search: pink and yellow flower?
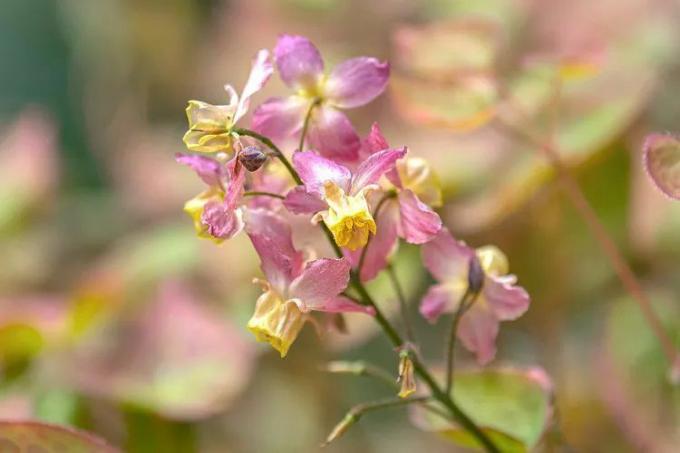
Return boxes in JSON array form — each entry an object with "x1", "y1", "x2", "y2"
[
  {"x1": 420, "y1": 228, "x2": 530, "y2": 365},
  {"x1": 252, "y1": 35, "x2": 389, "y2": 161},
  {"x1": 245, "y1": 209, "x2": 373, "y2": 357}
]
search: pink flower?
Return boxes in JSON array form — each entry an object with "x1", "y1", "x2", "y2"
[
  {"x1": 420, "y1": 228, "x2": 530, "y2": 365},
  {"x1": 252, "y1": 35, "x2": 390, "y2": 162},
  {"x1": 176, "y1": 153, "x2": 245, "y2": 242},
  {"x1": 284, "y1": 147, "x2": 406, "y2": 251},
  {"x1": 245, "y1": 209, "x2": 374, "y2": 357},
  {"x1": 347, "y1": 123, "x2": 443, "y2": 281}
]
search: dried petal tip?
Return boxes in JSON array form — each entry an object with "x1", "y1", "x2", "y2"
[
  {"x1": 643, "y1": 133, "x2": 680, "y2": 200},
  {"x1": 239, "y1": 145, "x2": 268, "y2": 172},
  {"x1": 322, "y1": 414, "x2": 357, "y2": 447},
  {"x1": 397, "y1": 353, "x2": 416, "y2": 398},
  {"x1": 467, "y1": 254, "x2": 485, "y2": 295},
  {"x1": 247, "y1": 289, "x2": 305, "y2": 358}
]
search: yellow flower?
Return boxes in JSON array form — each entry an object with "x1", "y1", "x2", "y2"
[
  {"x1": 183, "y1": 188, "x2": 225, "y2": 243},
  {"x1": 182, "y1": 100, "x2": 235, "y2": 153},
  {"x1": 247, "y1": 281, "x2": 306, "y2": 358},
  {"x1": 397, "y1": 353, "x2": 416, "y2": 398},
  {"x1": 396, "y1": 157, "x2": 442, "y2": 207},
  {"x1": 476, "y1": 245, "x2": 508, "y2": 277},
  {"x1": 321, "y1": 181, "x2": 376, "y2": 251}
]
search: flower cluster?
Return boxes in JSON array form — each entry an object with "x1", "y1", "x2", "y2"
[{"x1": 176, "y1": 34, "x2": 531, "y2": 366}]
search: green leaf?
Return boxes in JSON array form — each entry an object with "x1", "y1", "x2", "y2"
[
  {"x1": 411, "y1": 367, "x2": 553, "y2": 451},
  {"x1": 0, "y1": 421, "x2": 118, "y2": 452}
]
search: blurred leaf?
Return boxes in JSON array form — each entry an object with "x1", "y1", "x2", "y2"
[
  {"x1": 411, "y1": 367, "x2": 553, "y2": 451},
  {"x1": 34, "y1": 389, "x2": 80, "y2": 425},
  {"x1": 0, "y1": 323, "x2": 43, "y2": 367},
  {"x1": 0, "y1": 421, "x2": 118, "y2": 452},
  {"x1": 643, "y1": 133, "x2": 680, "y2": 200}
]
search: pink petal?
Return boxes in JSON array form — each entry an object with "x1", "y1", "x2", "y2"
[
  {"x1": 245, "y1": 209, "x2": 304, "y2": 292},
  {"x1": 421, "y1": 228, "x2": 474, "y2": 282},
  {"x1": 397, "y1": 189, "x2": 442, "y2": 244},
  {"x1": 283, "y1": 186, "x2": 327, "y2": 214},
  {"x1": 235, "y1": 49, "x2": 274, "y2": 122},
  {"x1": 200, "y1": 202, "x2": 244, "y2": 240},
  {"x1": 351, "y1": 147, "x2": 406, "y2": 192},
  {"x1": 484, "y1": 275, "x2": 530, "y2": 321},
  {"x1": 292, "y1": 150, "x2": 351, "y2": 196},
  {"x1": 224, "y1": 157, "x2": 245, "y2": 206},
  {"x1": 247, "y1": 170, "x2": 289, "y2": 210},
  {"x1": 419, "y1": 284, "x2": 456, "y2": 323},
  {"x1": 325, "y1": 57, "x2": 390, "y2": 108},
  {"x1": 315, "y1": 295, "x2": 376, "y2": 315},
  {"x1": 345, "y1": 199, "x2": 399, "y2": 281},
  {"x1": 289, "y1": 258, "x2": 351, "y2": 311},
  {"x1": 175, "y1": 153, "x2": 224, "y2": 186},
  {"x1": 251, "y1": 96, "x2": 307, "y2": 142},
  {"x1": 306, "y1": 106, "x2": 360, "y2": 162},
  {"x1": 274, "y1": 34, "x2": 324, "y2": 89},
  {"x1": 457, "y1": 306, "x2": 499, "y2": 365},
  {"x1": 362, "y1": 122, "x2": 390, "y2": 154}
]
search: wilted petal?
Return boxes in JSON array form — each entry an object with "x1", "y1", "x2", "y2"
[
  {"x1": 419, "y1": 284, "x2": 455, "y2": 323},
  {"x1": 274, "y1": 34, "x2": 324, "y2": 90},
  {"x1": 175, "y1": 153, "x2": 224, "y2": 186},
  {"x1": 251, "y1": 96, "x2": 307, "y2": 142},
  {"x1": 643, "y1": 133, "x2": 680, "y2": 199},
  {"x1": 352, "y1": 147, "x2": 407, "y2": 192},
  {"x1": 421, "y1": 228, "x2": 474, "y2": 282},
  {"x1": 283, "y1": 186, "x2": 327, "y2": 214},
  {"x1": 484, "y1": 275, "x2": 530, "y2": 321},
  {"x1": 235, "y1": 49, "x2": 274, "y2": 122},
  {"x1": 245, "y1": 209, "x2": 304, "y2": 292},
  {"x1": 292, "y1": 150, "x2": 351, "y2": 195},
  {"x1": 201, "y1": 202, "x2": 244, "y2": 240},
  {"x1": 308, "y1": 295, "x2": 375, "y2": 316},
  {"x1": 183, "y1": 100, "x2": 234, "y2": 153},
  {"x1": 393, "y1": 157, "x2": 443, "y2": 207},
  {"x1": 289, "y1": 258, "x2": 351, "y2": 311},
  {"x1": 397, "y1": 189, "x2": 442, "y2": 244},
  {"x1": 346, "y1": 200, "x2": 399, "y2": 281},
  {"x1": 325, "y1": 57, "x2": 390, "y2": 108},
  {"x1": 457, "y1": 306, "x2": 499, "y2": 365},
  {"x1": 306, "y1": 106, "x2": 360, "y2": 162}
]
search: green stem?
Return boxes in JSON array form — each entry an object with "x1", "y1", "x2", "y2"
[
  {"x1": 234, "y1": 128, "x2": 302, "y2": 185},
  {"x1": 386, "y1": 263, "x2": 415, "y2": 343},
  {"x1": 445, "y1": 289, "x2": 476, "y2": 394},
  {"x1": 321, "y1": 360, "x2": 398, "y2": 389},
  {"x1": 243, "y1": 191, "x2": 285, "y2": 199},
  {"x1": 298, "y1": 98, "x2": 320, "y2": 151}
]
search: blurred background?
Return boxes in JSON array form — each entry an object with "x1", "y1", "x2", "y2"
[{"x1": 0, "y1": 0, "x2": 679, "y2": 451}]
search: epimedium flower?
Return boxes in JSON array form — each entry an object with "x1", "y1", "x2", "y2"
[
  {"x1": 183, "y1": 49, "x2": 273, "y2": 153},
  {"x1": 420, "y1": 228, "x2": 530, "y2": 365},
  {"x1": 252, "y1": 35, "x2": 390, "y2": 161},
  {"x1": 347, "y1": 123, "x2": 443, "y2": 281},
  {"x1": 176, "y1": 153, "x2": 245, "y2": 242},
  {"x1": 284, "y1": 147, "x2": 406, "y2": 251},
  {"x1": 245, "y1": 209, "x2": 374, "y2": 357}
]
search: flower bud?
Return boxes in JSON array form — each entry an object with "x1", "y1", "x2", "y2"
[
  {"x1": 322, "y1": 414, "x2": 357, "y2": 447},
  {"x1": 467, "y1": 254, "x2": 485, "y2": 295},
  {"x1": 397, "y1": 352, "x2": 416, "y2": 398},
  {"x1": 238, "y1": 145, "x2": 267, "y2": 171}
]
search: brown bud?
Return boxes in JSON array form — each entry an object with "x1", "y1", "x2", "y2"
[
  {"x1": 467, "y1": 254, "x2": 485, "y2": 295},
  {"x1": 238, "y1": 146, "x2": 267, "y2": 171}
]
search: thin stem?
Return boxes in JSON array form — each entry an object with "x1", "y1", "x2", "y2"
[
  {"x1": 321, "y1": 360, "x2": 398, "y2": 389},
  {"x1": 386, "y1": 263, "x2": 415, "y2": 343},
  {"x1": 298, "y1": 98, "x2": 320, "y2": 151},
  {"x1": 242, "y1": 191, "x2": 285, "y2": 200},
  {"x1": 357, "y1": 193, "x2": 395, "y2": 276},
  {"x1": 495, "y1": 119, "x2": 679, "y2": 365},
  {"x1": 445, "y1": 290, "x2": 477, "y2": 394},
  {"x1": 234, "y1": 128, "x2": 302, "y2": 185}
]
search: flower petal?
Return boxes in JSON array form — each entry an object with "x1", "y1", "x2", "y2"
[
  {"x1": 345, "y1": 199, "x2": 399, "y2": 281},
  {"x1": 283, "y1": 186, "x2": 327, "y2": 214},
  {"x1": 235, "y1": 49, "x2": 274, "y2": 123},
  {"x1": 251, "y1": 96, "x2": 307, "y2": 142},
  {"x1": 397, "y1": 189, "x2": 442, "y2": 244},
  {"x1": 643, "y1": 133, "x2": 680, "y2": 199},
  {"x1": 352, "y1": 147, "x2": 407, "y2": 192},
  {"x1": 292, "y1": 150, "x2": 351, "y2": 196},
  {"x1": 201, "y1": 202, "x2": 244, "y2": 240},
  {"x1": 363, "y1": 122, "x2": 390, "y2": 154},
  {"x1": 306, "y1": 107, "x2": 360, "y2": 162},
  {"x1": 245, "y1": 209, "x2": 304, "y2": 292},
  {"x1": 325, "y1": 57, "x2": 390, "y2": 108},
  {"x1": 419, "y1": 284, "x2": 457, "y2": 323},
  {"x1": 175, "y1": 153, "x2": 225, "y2": 186},
  {"x1": 289, "y1": 258, "x2": 351, "y2": 311},
  {"x1": 457, "y1": 306, "x2": 499, "y2": 365},
  {"x1": 484, "y1": 275, "x2": 530, "y2": 321},
  {"x1": 313, "y1": 295, "x2": 376, "y2": 315},
  {"x1": 421, "y1": 228, "x2": 474, "y2": 282},
  {"x1": 274, "y1": 34, "x2": 324, "y2": 89}
]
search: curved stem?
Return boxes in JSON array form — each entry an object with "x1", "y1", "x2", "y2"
[
  {"x1": 445, "y1": 289, "x2": 477, "y2": 394},
  {"x1": 495, "y1": 119, "x2": 679, "y2": 366},
  {"x1": 386, "y1": 263, "x2": 415, "y2": 343},
  {"x1": 298, "y1": 98, "x2": 320, "y2": 152},
  {"x1": 243, "y1": 191, "x2": 285, "y2": 200},
  {"x1": 357, "y1": 193, "x2": 394, "y2": 276},
  {"x1": 234, "y1": 128, "x2": 302, "y2": 185}
]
